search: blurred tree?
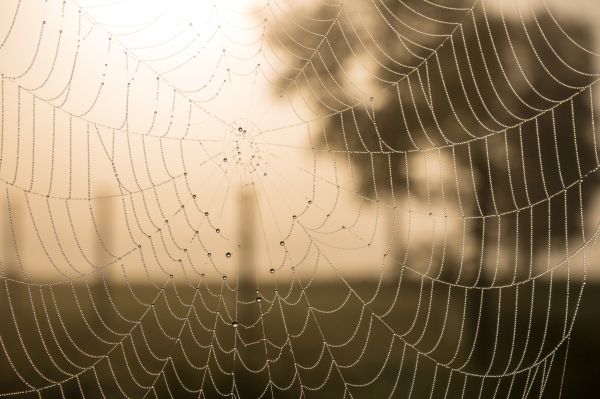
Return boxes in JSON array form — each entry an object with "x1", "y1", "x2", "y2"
[{"x1": 269, "y1": 0, "x2": 598, "y2": 284}]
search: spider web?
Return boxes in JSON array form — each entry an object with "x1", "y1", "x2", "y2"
[{"x1": 0, "y1": 0, "x2": 599, "y2": 398}]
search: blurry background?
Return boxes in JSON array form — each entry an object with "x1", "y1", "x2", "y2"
[{"x1": 0, "y1": 0, "x2": 599, "y2": 397}]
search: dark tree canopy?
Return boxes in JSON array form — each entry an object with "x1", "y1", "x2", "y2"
[{"x1": 270, "y1": 0, "x2": 599, "y2": 282}]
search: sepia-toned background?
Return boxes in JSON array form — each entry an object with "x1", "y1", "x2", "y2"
[{"x1": 1, "y1": 0, "x2": 599, "y2": 397}]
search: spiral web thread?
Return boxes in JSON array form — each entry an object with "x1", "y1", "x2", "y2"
[{"x1": 0, "y1": 0, "x2": 599, "y2": 397}]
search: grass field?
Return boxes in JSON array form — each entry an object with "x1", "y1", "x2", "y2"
[{"x1": 0, "y1": 277, "x2": 598, "y2": 398}]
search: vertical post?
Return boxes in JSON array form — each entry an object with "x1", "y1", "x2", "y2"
[
  {"x1": 2, "y1": 193, "x2": 23, "y2": 311},
  {"x1": 2, "y1": 195, "x2": 18, "y2": 279},
  {"x1": 91, "y1": 187, "x2": 115, "y2": 327},
  {"x1": 238, "y1": 185, "x2": 256, "y2": 299}
]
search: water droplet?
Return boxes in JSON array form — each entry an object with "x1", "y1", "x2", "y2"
[
  {"x1": 169, "y1": 274, "x2": 173, "y2": 278},
  {"x1": 279, "y1": 241, "x2": 285, "y2": 246},
  {"x1": 201, "y1": 273, "x2": 205, "y2": 278},
  {"x1": 216, "y1": 228, "x2": 220, "y2": 233},
  {"x1": 223, "y1": 157, "x2": 227, "y2": 162},
  {"x1": 222, "y1": 275, "x2": 227, "y2": 280},
  {"x1": 238, "y1": 127, "x2": 243, "y2": 132},
  {"x1": 292, "y1": 215, "x2": 297, "y2": 220},
  {"x1": 231, "y1": 321, "x2": 239, "y2": 327},
  {"x1": 207, "y1": 252, "x2": 212, "y2": 257},
  {"x1": 226, "y1": 252, "x2": 232, "y2": 258},
  {"x1": 369, "y1": 96, "x2": 374, "y2": 101},
  {"x1": 308, "y1": 200, "x2": 312, "y2": 204},
  {"x1": 269, "y1": 268, "x2": 275, "y2": 274},
  {"x1": 204, "y1": 212, "x2": 209, "y2": 216},
  {"x1": 256, "y1": 296, "x2": 262, "y2": 303}
]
